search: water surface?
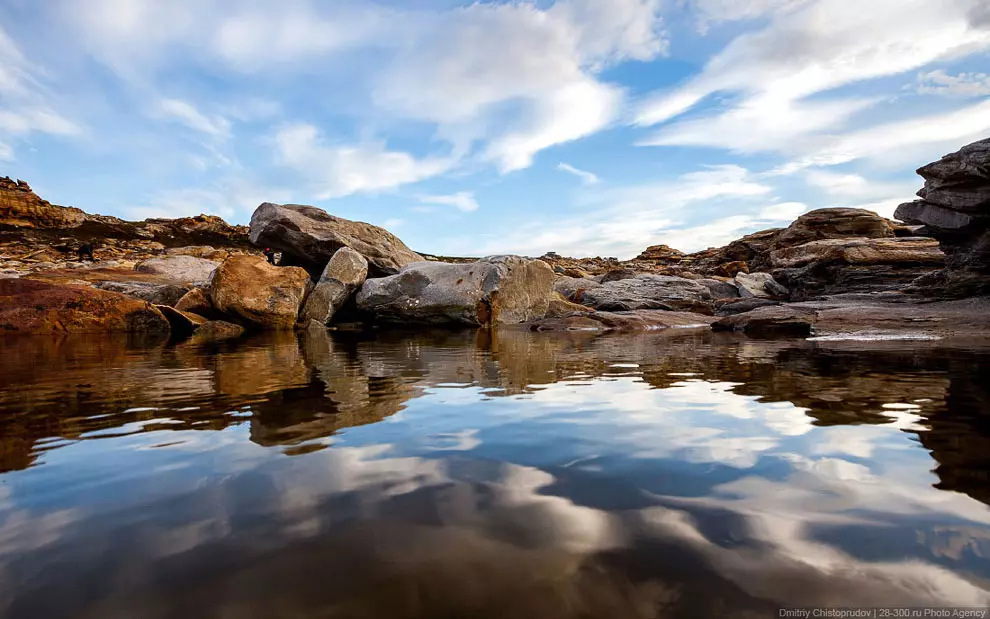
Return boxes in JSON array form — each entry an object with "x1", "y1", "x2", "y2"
[{"x1": 1, "y1": 329, "x2": 989, "y2": 618}]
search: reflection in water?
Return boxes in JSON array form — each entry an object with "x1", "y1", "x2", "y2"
[{"x1": 0, "y1": 329, "x2": 989, "y2": 617}]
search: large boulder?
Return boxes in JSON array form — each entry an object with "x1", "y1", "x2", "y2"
[
  {"x1": 134, "y1": 255, "x2": 219, "y2": 285},
  {"x1": 711, "y1": 305, "x2": 818, "y2": 337},
  {"x1": 0, "y1": 279, "x2": 170, "y2": 335},
  {"x1": 298, "y1": 247, "x2": 368, "y2": 326},
  {"x1": 209, "y1": 255, "x2": 313, "y2": 329},
  {"x1": 356, "y1": 256, "x2": 554, "y2": 327},
  {"x1": 575, "y1": 274, "x2": 714, "y2": 314},
  {"x1": 249, "y1": 203, "x2": 424, "y2": 277},
  {"x1": 733, "y1": 272, "x2": 787, "y2": 298},
  {"x1": 894, "y1": 137, "x2": 990, "y2": 297},
  {"x1": 775, "y1": 208, "x2": 894, "y2": 247}
]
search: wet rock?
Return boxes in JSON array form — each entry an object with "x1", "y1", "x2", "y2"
[
  {"x1": 299, "y1": 247, "x2": 368, "y2": 326},
  {"x1": 356, "y1": 256, "x2": 554, "y2": 327},
  {"x1": 249, "y1": 202, "x2": 423, "y2": 277},
  {"x1": 94, "y1": 281, "x2": 190, "y2": 306},
  {"x1": 135, "y1": 255, "x2": 219, "y2": 285},
  {"x1": 697, "y1": 278, "x2": 742, "y2": 300},
  {"x1": 0, "y1": 279, "x2": 170, "y2": 335},
  {"x1": 529, "y1": 309, "x2": 713, "y2": 332},
  {"x1": 711, "y1": 305, "x2": 817, "y2": 337},
  {"x1": 188, "y1": 320, "x2": 245, "y2": 343},
  {"x1": 734, "y1": 272, "x2": 788, "y2": 298},
  {"x1": 209, "y1": 255, "x2": 313, "y2": 329},
  {"x1": 553, "y1": 275, "x2": 601, "y2": 300},
  {"x1": 156, "y1": 305, "x2": 207, "y2": 337},
  {"x1": 714, "y1": 297, "x2": 781, "y2": 316},
  {"x1": 894, "y1": 137, "x2": 990, "y2": 297},
  {"x1": 576, "y1": 274, "x2": 714, "y2": 314}
]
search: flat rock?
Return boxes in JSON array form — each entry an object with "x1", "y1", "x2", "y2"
[
  {"x1": 914, "y1": 137, "x2": 990, "y2": 212},
  {"x1": 356, "y1": 256, "x2": 554, "y2": 327},
  {"x1": 188, "y1": 320, "x2": 246, "y2": 343},
  {"x1": 545, "y1": 292, "x2": 594, "y2": 318},
  {"x1": 249, "y1": 203, "x2": 423, "y2": 277},
  {"x1": 164, "y1": 245, "x2": 231, "y2": 261},
  {"x1": 715, "y1": 297, "x2": 781, "y2": 316},
  {"x1": 209, "y1": 255, "x2": 313, "y2": 329},
  {"x1": 553, "y1": 275, "x2": 601, "y2": 300},
  {"x1": 134, "y1": 255, "x2": 219, "y2": 285},
  {"x1": 299, "y1": 247, "x2": 369, "y2": 326},
  {"x1": 528, "y1": 309, "x2": 714, "y2": 332},
  {"x1": 770, "y1": 237, "x2": 943, "y2": 269},
  {"x1": 0, "y1": 278, "x2": 170, "y2": 335},
  {"x1": 575, "y1": 274, "x2": 714, "y2": 314},
  {"x1": 94, "y1": 281, "x2": 190, "y2": 306},
  {"x1": 711, "y1": 305, "x2": 817, "y2": 337}
]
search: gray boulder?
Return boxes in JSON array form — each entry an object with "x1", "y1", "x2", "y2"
[
  {"x1": 696, "y1": 278, "x2": 741, "y2": 300},
  {"x1": 299, "y1": 247, "x2": 369, "y2": 326},
  {"x1": 712, "y1": 305, "x2": 818, "y2": 337},
  {"x1": 576, "y1": 274, "x2": 714, "y2": 314},
  {"x1": 553, "y1": 275, "x2": 601, "y2": 300},
  {"x1": 134, "y1": 255, "x2": 219, "y2": 285},
  {"x1": 734, "y1": 272, "x2": 788, "y2": 298},
  {"x1": 357, "y1": 256, "x2": 554, "y2": 326},
  {"x1": 249, "y1": 203, "x2": 423, "y2": 277},
  {"x1": 95, "y1": 281, "x2": 190, "y2": 306}
]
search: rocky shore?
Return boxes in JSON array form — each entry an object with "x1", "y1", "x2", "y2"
[{"x1": 2, "y1": 137, "x2": 989, "y2": 341}]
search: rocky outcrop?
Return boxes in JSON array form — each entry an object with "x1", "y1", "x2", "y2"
[
  {"x1": 0, "y1": 279, "x2": 170, "y2": 335},
  {"x1": 164, "y1": 245, "x2": 230, "y2": 261},
  {"x1": 575, "y1": 274, "x2": 714, "y2": 314},
  {"x1": 680, "y1": 228, "x2": 783, "y2": 274},
  {"x1": 298, "y1": 247, "x2": 368, "y2": 326},
  {"x1": 357, "y1": 256, "x2": 554, "y2": 327},
  {"x1": 553, "y1": 275, "x2": 601, "y2": 300},
  {"x1": 895, "y1": 137, "x2": 990, "y2": 297},
  {"x1": 134, "y1": 255, "x2": 219, "y2": 285},
  {"x1": 209, "y1": 255, "x2": 313, "y2": 329},
  {"x1": 775, "y1": 208, "x2": 894, "y2": 247},
  {"x1": 635, "y1": 244, "x2": 684, "y2": 263},
  {"x1": 250, "y1": 203, "x2": 423, "y2": 277},
  {"x1": 528, "y1": 309, "x2": 713, "y2": 332},
  {"x1": 545, "y1": 292, "x2": 595, "y2": 318},
  {"x1": 0, "y1": 177, "x2": 87, "y2": 229},
  {"x1": 711, "y1": 305, "x2": 817, "y2": 337},
  {"x1": 734, "y1": 272, "x2": 787, "y2": 298}
]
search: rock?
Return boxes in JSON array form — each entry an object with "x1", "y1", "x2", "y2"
[
  {"x1": 298, "y1": 247, "x2": 368, "y2": 326},
  {"x1": 714, "y1": 297, "x2": 781, "y2": 316},
  {"x1": 894, "y1": 138, "x2": 990, "y2": 297},
  {"x1": 356, "y1": 256, "x2": 554, "y2": 327},
  {"x1": 680, "y1": 228, "x2": 783, "y2": 273},
  {"x1": 188, "y1": 320, "x2": 245, "y2": 343},
  {"x1": 561, "y1": 267, "x2": 592, "y2": 278},
  {"x1": 553, "y1": 275, "x2": 601, "y2": 300},
  {"x1": 715, "y1": 261, "x2": 748, "y2": 277},
  {"x1": 135, "y1": 255, "x2": 219, "y2": 285},
  {"x1": 775, "y1": 208, "x2": 894, "y2": 247},
  {"x1": 156, "y1": 305, "x2": 207, "y2": 337},
  {"x1": 545, "y1": 292, "x2": 594, "y2": 318},
  {"x1": 600, "y1": 268, "x2": 640, "y2": 283},
  {"x1": 711, "y1": 305, "x2": 817, "y2": 337},
  {"x1": 528, "y1": 309, "x2": 713, "y2": 332},
  {"x1": 0, "y1": 279, "x2": 170, "y2": 335},
  {"x1": 249, "y1": 203, "x2": 424, "y2": 277},
  {"x1": 635, "y1": 244, "x2": 684, "y2": 263},
  {"x1": 174, "y1": 288, "x2": 214, "y2": 315},
  {"x1": 696, "y1": 278, "x2": 741, "y2": 300},
  {"x1": 575, "y1": 274, "x2": 714, "y2": 314},
  {"x1": 165, "y1": 245, "x2": 231, "y2": 261},
  {"x1": 0, "y1": 177, "x2": 87, "y2": 229},
  {"x1": 94, "y1": 281, "x2": 190, "y2": 306},
  {"x1": 209, "y1": 255, "x2": 313, "y2": 329},
  {"x1": 734, "y1": 272, "x2": 787, "y2": 298}
]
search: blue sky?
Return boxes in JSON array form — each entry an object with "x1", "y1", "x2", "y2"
[{"x1": 1, "y1": 0, "x2": 989, "y2": 258}]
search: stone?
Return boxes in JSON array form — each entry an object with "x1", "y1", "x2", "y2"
[
  {"x1": 356, "y1": 256, "x2": 554, "y2": 327},
  {"x1": 0, "y1": 279, "x2": 170, "y2": 335},
  {"x1": 894, "y1": 201, "x2": 973, "y2": 231},
  {"x1": 209, "y1": 255, "x2": 313, "y2": 329},
  {"x1": 94, "y1": 281, "x2": 190, "y2": 306},
  {"x1": 711, "y1": 305, "x2": 817, "y2": 337},
  {"x1": 0, "y1": 176, "x2": 87, "y2": 229},
  {"x1": 188, "y1": 320, "x2": 246, "y2": 343},
  {"x1": 553, "y1": 275, "x2": 600, "y2": 300},
  {"x1": 135, "y1": 255, "x2": 219, "y2": 285},
  {"x1": 249, "y1": 203, "x2": 424, "y2": 277},
  {"x1": 696, "y1": 278, "x2": 741, "y2": 300},
  {"x1": 575, "y1": 274, "x2": 714, "y2": 314},
  {"x1": 635, "y1": 244, "x2": 684, "y2": 263},
  {"x1": 600, "y1": 268, "x2": 640, "y2": 283},
  {"x1": 164, "y1": 245, "x2": 231, "y2": 261},
  {"x1": 914, "y1": 137, "x2": 990, "y2": 212},
  {"x1": 680, "y1": 228, "x2": 783, "y2": 274},
  {"x1": 714, "y1": 297, "x2": 781, "y2": 316},
  {"x1": 775, "y1": 208, "x2": 895, "y2": 247},
  {"x1": 528, "y1": 309, "x2": 714, "y2": 332},
  {"x1": 298, "y1": 247, "x2": 369, "y2": 326},
  {"x1": 770, "y1": 237, "x2": 943, "y2": 270},
  {"x1": 715, "y1": 261, "x2": 748, "y2": 277},
  {"x1": 545, "y1": 292, "x2": 594, "y2": 318},
  {"x1": 174, "y1": 288, "x2": 215, "y2": 315},
  {"x1": 156, "y1": 305, "x2": 207, "y2": 337},
  {"x1": 734, "y1": 272, "x2": 787, "y2": 299}
]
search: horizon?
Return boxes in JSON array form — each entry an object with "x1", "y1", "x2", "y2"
[{"x1": 1, "y1": 0, "x2": 988, "y2": 259}]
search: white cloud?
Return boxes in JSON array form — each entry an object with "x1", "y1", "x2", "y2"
[
  {"x1": 913, "y1": 69, "x2": 990, "y2": 97},
  {"x1": 418, "y1": 192, "x2": 479, "y2": 213},
  {"x1": 125, "y1": 179, "x2": 292, "y2": 221},
  {"x1": 689, "y1": 0, "x2": 806, "y2": 30},
  {"x1": 758, "y1": 202, "x2": 808, "y2": 221},
  {"x1": 274, "y1": 123, "x2": 454, "y2": 199},
  {"x1": 383, "y1": 218, "x2": 404, "y2": 229},
  {"x1": 557, "y1": 162, "x2": 601, "y2": 184},
  {"x1": 157, "y1": 99, "x2": 230, "y2": 137},
  {"x1": 636, "y1": 0, "x2": 990, "y2": 162},
  {"x1": 0, "y1": 140, "x2": 12, "y2": 161}
]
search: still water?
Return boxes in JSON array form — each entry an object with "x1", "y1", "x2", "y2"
[{"x1": 0, "y1": 328, "x2": 988, "y2": 618}]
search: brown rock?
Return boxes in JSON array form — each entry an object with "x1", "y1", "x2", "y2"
[
  {"x1": 0, "y1": 177, "x2": 87, "y2": 229},
  {"x1": 545, "y1": 292, "x2": 594, "y2": 318},
  {"x1": 298, "y1": 247, "x2": 368, "y2": 326},
  {"x1": 0, "y1": 279, "x2": 170, "y2": 335},
  {"x1": 188, "y1": 320, "x2": 246, "y2": 343},
  {"x1": 529, "y1": 309, "x2": 713, "y2": 332},
  {"x1": 775, "y1": 208, "x2": 895, "y2": 247},
  {"x1": 712, "y1": 305, "x2": 817, "y2": 337},
  {"x1": 156, "y1": 305, "x2": 207, "y2": 337},
  {"x1": 770, "y1": 237, "x2": 943, "y2": 269},
  {"x1": 174, "y1": 288, "x2": 214, "y2": 315},
  {"x1": 635, "y1": 244, "x2": 684, "y2": 263},
  {"x1": 209, "y1": 255, "x2": 313, "y2": 329}
]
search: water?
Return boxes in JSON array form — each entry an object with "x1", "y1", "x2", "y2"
[{"x1": 1, "y1": 328, "x2": 988, "y2": 618}]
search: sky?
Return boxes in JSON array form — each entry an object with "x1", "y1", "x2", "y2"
[{"x1": 1, "y1": 0, "x2": 989, "y2": 258}]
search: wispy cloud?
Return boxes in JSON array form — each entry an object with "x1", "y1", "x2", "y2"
[
  {"x1": 913, "y1": 69, "x2": 990, "y2": 97},
  {"x1": 556, "y1": 162, "x2": 600, "y2": 184},
  {"x1": 157, "y1": 99, "x2": 230, "y2": 137},
  {"x1": 418, "y1": 191, "x2": 479, "y2": 212}
]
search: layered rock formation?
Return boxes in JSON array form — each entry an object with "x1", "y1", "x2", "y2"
[
  {"x1": 895, "y1": 137, "x2": 990, "y2": 297},
  {"x1": 0, "y1": 177, "x2": 87, "y2": 229},
  {"x1": 575, "y1": 274, "x2": 715, "y2": 314},
  {"x1": 250, "y1": 203, "x2": 423, "y2": 277}
]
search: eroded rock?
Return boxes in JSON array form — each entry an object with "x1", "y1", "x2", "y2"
[
  {"x1": 299, "y1": 247, "x2": 368, "y2": 326},
  {"x1": 209, "y1": 255, "x2": 313, "y2": 329},
  {"x1": 576, "y1": 274, "x2": 714, "y2": 314}
]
